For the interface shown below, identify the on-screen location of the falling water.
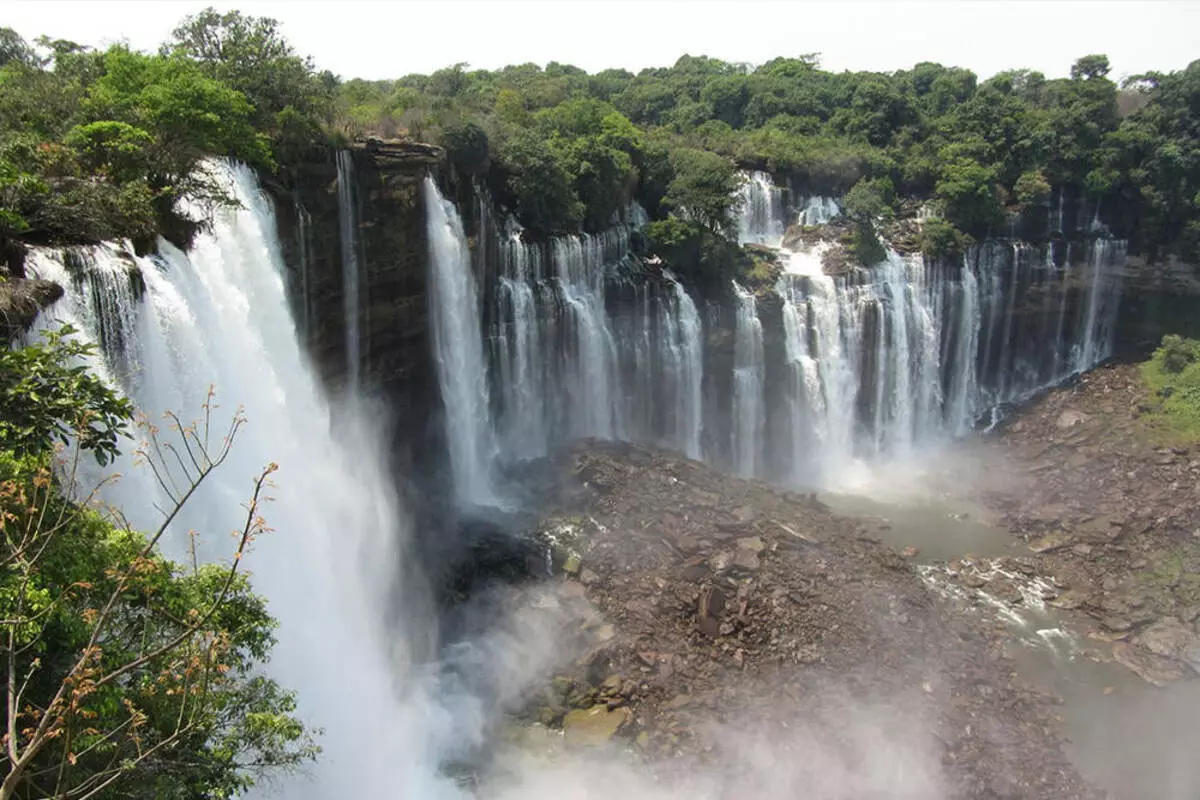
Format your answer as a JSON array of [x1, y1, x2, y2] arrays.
[[770, 239, 1125, 484], [293, 198, 314, 338], [731, 282, 765, 478], [1073, 238, 1126, 372], [336, 150, 363, 392], [737, 171, 787, 245], [424, 176, 499, 506], [796, 195, 841, 226], [27, 161, 444, 798], [666, 272, 704, 459], [553, 235, 623, 440]]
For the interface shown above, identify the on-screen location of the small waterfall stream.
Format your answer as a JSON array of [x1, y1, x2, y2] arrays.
[[424, 176, 499, 505], [737, 171, 787, 245], [731, 281, 765, 478], [336, 150, 363, 391]]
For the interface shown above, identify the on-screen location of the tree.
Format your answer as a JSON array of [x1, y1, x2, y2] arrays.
[[165, 7, 333, 137], [1071, 54, 1111, 82], [0, 29, 36, 70], [0, 329, 317, 799], [663, 148, 740, 236], [0, 325, 131, 466], [843, 177, 891, 265]]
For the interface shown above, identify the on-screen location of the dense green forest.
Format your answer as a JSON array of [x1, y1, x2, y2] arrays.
[[339, 50, 1200, 267], [1, 6, 1198, 279]]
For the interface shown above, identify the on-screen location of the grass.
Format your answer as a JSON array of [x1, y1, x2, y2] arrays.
[[1139, 334, 1200, 444]]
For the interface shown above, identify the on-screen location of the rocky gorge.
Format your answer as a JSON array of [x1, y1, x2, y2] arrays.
[[11, 141, 1200, 800]]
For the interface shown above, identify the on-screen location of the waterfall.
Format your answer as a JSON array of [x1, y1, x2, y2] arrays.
[[1073, 238, 1126, 372], [737, 171, 786, 245], [553, 235, 623, 440], [26, 162, 438, 797], [666, 272, 704, 459], [767, 237, 1126, 484], [731, 282, 765, 478], [336, 150, 363, 391], [424, 176, 498, 506], [493, 227, 548, 460], [293, 198, 314, 338], [796, 195, 841, 226]]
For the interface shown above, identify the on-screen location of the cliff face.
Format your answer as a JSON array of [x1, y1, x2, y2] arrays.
[[265, 139, 446, 468]]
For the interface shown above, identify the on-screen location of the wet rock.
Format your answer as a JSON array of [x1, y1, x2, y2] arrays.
[[1137, 617, 1200, 674], [732, 505, 756, 523], [1029, 532, 1072, 554], [562, 705, 631, 746], [737, 535, 766, 553], [733, 548, 761, 572], [1056, 409, 1090, 429], [698, 586, 727, 620], [579, 567, 600, 586]]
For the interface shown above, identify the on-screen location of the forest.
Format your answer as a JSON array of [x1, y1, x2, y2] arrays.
[[1, 8, 1199, 277]]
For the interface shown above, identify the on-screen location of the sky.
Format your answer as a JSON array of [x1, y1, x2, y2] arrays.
[[6, 0, 1198, 82]]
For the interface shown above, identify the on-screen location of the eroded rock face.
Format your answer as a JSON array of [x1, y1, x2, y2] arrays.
[[0, 277, 63, 341], [266, 140, 447, 474]]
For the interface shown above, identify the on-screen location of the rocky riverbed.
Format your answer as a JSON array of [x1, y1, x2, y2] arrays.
[[982, 363, 1200, 688], [464, 440, 1100, 799]]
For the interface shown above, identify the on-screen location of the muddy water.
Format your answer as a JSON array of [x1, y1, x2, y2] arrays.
[[817, 453, 1200, 800]]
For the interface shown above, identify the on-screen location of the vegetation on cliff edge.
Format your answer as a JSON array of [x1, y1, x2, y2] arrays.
[[0, 328, 317, 799], [1140, 334, 1200, 443]]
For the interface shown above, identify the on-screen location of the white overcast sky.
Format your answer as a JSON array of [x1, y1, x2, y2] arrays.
[[6, 1, 1198, 82]]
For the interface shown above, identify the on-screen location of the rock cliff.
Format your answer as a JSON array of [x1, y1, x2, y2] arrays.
[[266, 138, 446, 469]]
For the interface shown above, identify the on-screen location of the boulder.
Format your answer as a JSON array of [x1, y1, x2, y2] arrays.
[[562, 705, 631, 746]]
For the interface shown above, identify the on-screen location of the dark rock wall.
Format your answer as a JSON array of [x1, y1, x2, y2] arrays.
[[266, 140, 447, 475]]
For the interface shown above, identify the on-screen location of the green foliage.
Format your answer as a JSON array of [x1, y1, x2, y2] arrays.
[[645, 216, 740, 289], [1141, 335, 1200, 442], [1156, 334, 1200, 374], [165, 7, 335, 145], [934, 156, 1004, 236], [919, 217, 974, 262], [496, 129, 583, 235], [442, 120, 490, 175], [842, 177, 892, 265], [0, 325, 132, 465], [1014, 168, 1051, 207], [663, 148, 739, 235], [0, 328, 317, 798]]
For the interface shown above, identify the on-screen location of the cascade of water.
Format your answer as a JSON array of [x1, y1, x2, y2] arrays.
[[293, 198, 314, 338], [493, 229, 548, 460], [27, 162, 440, 798], [424, 176, 499, 506], [336, 150, 363, 391], [946, 256, 982, 434], [553, 235, 623, 440], [1073, 238, 1126, 371], [796, 195, 841, 227], [737, 171, 786, 245], [666, 272, 704, 459], [731, 282, 765, 478]]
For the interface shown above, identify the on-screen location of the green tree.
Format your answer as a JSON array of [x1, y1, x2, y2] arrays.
[[165, 7, 334, 139], [0, 330, 317, 800], [663, 148, 740, 236]]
